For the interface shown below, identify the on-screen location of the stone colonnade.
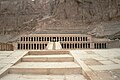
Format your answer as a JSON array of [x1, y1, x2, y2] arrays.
[[17, 34, 108, 50], [61, 43, 91, 49], [0, 43, 13, 51], [17, 43, 47, 50], [20, 36, 88, 42], [94, 43, 107, 49]]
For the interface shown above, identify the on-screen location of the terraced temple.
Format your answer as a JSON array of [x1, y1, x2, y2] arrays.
[[16, 34, 110, 50]]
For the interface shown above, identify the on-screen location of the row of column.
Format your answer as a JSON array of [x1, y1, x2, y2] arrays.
[[20, 36, 88, 42], [0, 43, 13, 51], [61, 43, 90, 49], [17, 43, 47, 50], [94, 43, 107, 49]]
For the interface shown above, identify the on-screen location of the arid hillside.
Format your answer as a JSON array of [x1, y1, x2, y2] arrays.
[[0, 0, 120, 42]]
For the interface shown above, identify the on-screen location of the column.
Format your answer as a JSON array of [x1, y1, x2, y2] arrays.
[[86, 43, 87, 48], [28, 37, 30, 41], [0, 44, 1, 50], [26, 43, 28, 50], [66, 37, 67, 41], [64, 44, 65, 49], [43, 44, 44, 49], [83, 43, 85, 48], [40, 44, 41, 49], [56, 37, 58, 42], [32, 44, 33, 50], [73, 37, 74, 41], [33, 37, 35, 41], [105, 43, 107, 48], [60, 37, 61, 41], [88, 43, 90, 48], [30, 44, 31, 50], [50, 37, 51, 41], [96, 43, 97, 49], [74, 37, 76, 41], [41, 44, 42, 49], [42, 37, 43, 41], [99, 43, 101, 49], [72, 43, 74, 49], [81, 37, 82, 41], [61, 44, 63, 48], [70, 37, 72, 41], [75, 43, 77, 48], [75, 37, 78, 41], [47, 37, 49, 41], [26, 44, 28, 50], [34, 44, 35, 50], [67, 44, 69, 49], [78, 43, 79, 48], [17, 44, 19, 49], [37, 44, 38, 50], [39, 37, 41, 41], [94, 43, 96, 49], [21, 37, 23, 41], [29, 44, 30, 50], [36, 44, 37, 50], [78, 37, 80, 41], [97, 43, 99, 49], [23, 44, 25, 50], [65, 37, 66, 41], [24, 43, 26, 50], [37, 37, 38, 41], [44, 37, 46, 41], [31, 37, 32, 41], [80, 43, 82, 48], [83, 37, 85, 41], [102, 43, 104, 49], [26, 37, 28, 41], [62, 37, 64, 41], [68, 37, 69, 41], [86, 37, 88, 41], [20, 44, 22, 49], [70, 44, 71, 49]]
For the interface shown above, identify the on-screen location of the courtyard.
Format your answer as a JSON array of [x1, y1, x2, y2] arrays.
[[0, 48, 120, 80]]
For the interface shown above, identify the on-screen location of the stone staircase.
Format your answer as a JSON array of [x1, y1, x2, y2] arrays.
[[1, 50, 87, 80], [9, 51, 82, 75]]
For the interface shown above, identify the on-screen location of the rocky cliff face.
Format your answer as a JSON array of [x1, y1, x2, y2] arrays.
[[0, 0, 120, 42]]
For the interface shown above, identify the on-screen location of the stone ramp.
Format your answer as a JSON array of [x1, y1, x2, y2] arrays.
[[9, 62, 81, 74], [9, 50, 82, 75], [0, 50, 87, 80], [0, 74, 87, 80], [28, 50, 69, 55], [46, 42, 62, 50], [22, 54, 74, 62]]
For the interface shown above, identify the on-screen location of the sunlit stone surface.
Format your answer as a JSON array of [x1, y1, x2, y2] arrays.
[[0, 49, 120, 80]]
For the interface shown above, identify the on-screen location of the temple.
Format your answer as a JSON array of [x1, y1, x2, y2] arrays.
[[16, 34, 109, 50]]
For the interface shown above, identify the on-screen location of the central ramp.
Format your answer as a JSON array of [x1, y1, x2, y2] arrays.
[[46, 42, 62, 50], [10, 62, 81, 74], [9, 50, 81, 75], [22, 54, 74, 62], [1, 50, 87, 80]]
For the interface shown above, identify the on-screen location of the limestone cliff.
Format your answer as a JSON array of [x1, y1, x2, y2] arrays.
[[0, 0, 120, 42]]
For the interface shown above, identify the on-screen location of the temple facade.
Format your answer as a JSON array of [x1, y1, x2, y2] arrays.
[[16, 34, 109, 50]]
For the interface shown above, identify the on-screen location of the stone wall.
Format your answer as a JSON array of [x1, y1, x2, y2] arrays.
[[108, 40, 120, 48]]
